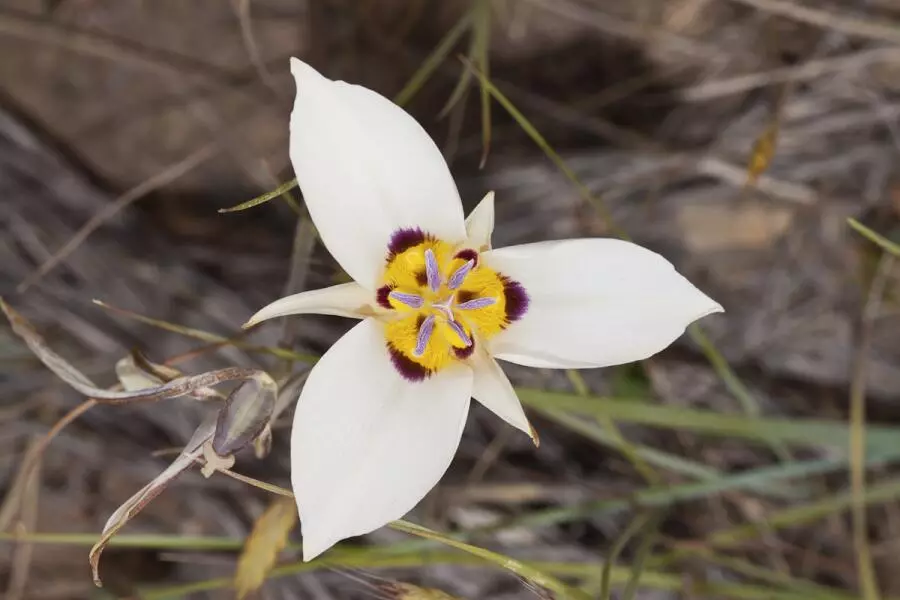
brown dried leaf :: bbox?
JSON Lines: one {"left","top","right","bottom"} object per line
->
{"left": 89, "top": 416, "right": 217, "bottom": 586}
{"left": 120, "top": 351, "right": 221, "bottom": 400}
{"left": 2, "top": 299, "right": 262, "bottom": 404}
{"left": 234, "top": 497, "right": 298, "bottom": 599}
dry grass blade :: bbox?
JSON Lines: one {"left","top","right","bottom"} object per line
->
{"left": 378, "top": 582, "right": 463, "bottom": 599}
{"left": 94, "top": 299, "right": 318, "bottom": 364}
{"left": 233, "top": 0, "right": 277, "bottom": 92}
{"left": 17, "top": 143, "right": 218, "bottom": 292}
{"left": 89, "top": 417, "right": 217, "bottom": 586}
{"left": 849, "top": 253, "right": 891, "bottom": 600}
{"left": 727, "top": 0, "right": 900, "bottom": 46}
{"left": 234, "top": 497, "right": 297, "bottom": 599}
{"left": 1, "top": 437, "right": 42, "bottom": 600}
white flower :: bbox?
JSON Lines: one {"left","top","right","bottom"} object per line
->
{"left": 246, "top": 58, "right": 723, "bottom": 561}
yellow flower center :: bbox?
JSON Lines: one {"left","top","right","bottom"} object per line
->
{"left": 375, "top": 229, "right": 527, "bottom": 381}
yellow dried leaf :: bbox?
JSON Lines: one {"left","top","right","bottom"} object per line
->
{"left": 234, "top": 497, "right": 297, "bottom": 599}
{"left": 382, "top": 582, "right": 463, "bottom": 599}
{"left": 745, "top": 120, "right": 779, "bottom": 186}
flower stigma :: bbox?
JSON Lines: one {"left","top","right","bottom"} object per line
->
{"left": 376, "top": 228, "right": 528, "bottom": 380}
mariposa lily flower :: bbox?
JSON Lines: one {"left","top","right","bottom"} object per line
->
{"left": 246, "top": 58, "right": 723, "bottom": 561}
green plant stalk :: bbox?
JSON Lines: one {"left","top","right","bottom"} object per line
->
{"left": 389, "top": 520, "right": 591, "bottom": 600}
{"left": 622, "top": 510, "right": 664, "bottom": 600}
{"left": 597, "top": 511, "right": 654, "bottom": 600}
{"left": 136, "top": 549, "right": 877, "bottom": 600}
{"left": 520, "top": 389, "right": 900, "bottom": 452}
{"left": 566, "top": 371, "right": 660, "bottom": 485}
{"left": 849, "top": 218, "right": 900, "bottom": 257}
{"left": 539, "top": 406, "right": 720, "bottom": 482}
{"left": 394, "top": 10, "right": 472, "bottom": 107}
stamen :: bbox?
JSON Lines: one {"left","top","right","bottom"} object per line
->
{"left": 413, "top": 315, "right": 436, "bottom": 357}
{"left": 447, "top": 320, "right": 472, "bottom": 347}
{"left": 424, "top": 248, "right": 441, "bottom": 292}
{"left": 388, "top": 291, "right": 424, "bottom": 309}
{"left": 433, "top": 300, "right": 455, "bottom": 322}
{"left": 447, "top": 260, "right": 475, "bottom": 290}
{"left": 457, "top": 296, "right": 497, "bottom": 310}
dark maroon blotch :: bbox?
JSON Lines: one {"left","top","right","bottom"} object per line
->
{"left": 414, "top": 270, "right": 428, "bottom": 287}
{"left": 456, "top": 290, "right": 476, "bottom": 304}
{"left": 375, "top": 285, "right": 394, "bottom": 309}
{"left": 387, "top": 344, "right": 432, "bottom": 382}
{"left": 387, "top": 228, "right": 428, "bottom": 261}
{"left": 454, "top": 248, "right": 479, "bottom": 266}
{"left": 501, "top": 276, "right": 529, "bottom": 324}
{"left": 453, "top": 339, "right": 476, "bottom": 360}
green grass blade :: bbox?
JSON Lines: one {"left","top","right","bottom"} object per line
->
{"left": 389, "top": 520, "right": 591, "bottom": 600}
{"left": 598, "top": 511, "right": 653, "bottom": 600}
{"left": 520, "top": 389, "right": 900, "bottom": 452}
{"left": 393, "top": 11, "right": 472, "bottom": 107}
{"left": 707, "top": 476, "right": 900, "bottom": 548}
{"left": 621, "top": 511, "right": 664, "bottom": 600}
{"left": 849, "top": 218, "right": 900, "bottom": 257}
{"left": 688, "top": 325, "right": 793, "bottom": 461}
{"left": 538, "top": 407, "right": 721, "bottom": 481}
{"left": 218, "top": 178, "right": 299, "bottom": 213}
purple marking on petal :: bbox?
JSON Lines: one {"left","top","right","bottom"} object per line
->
{"left": 501, "top": 276, "right": 530, "bottom": 323}
{"left": 388, "top": 291, "right": 425, "bottom": 309}
{"left": 387, "top": 228, "right": 428, "bottom": 261}
{"left": 424, "top": 248, "right": 441, "bottom": 292}
{"left": 375, "top": 285, "right": 393, "bottom": 309}
{"left": 453, "top": 338, "right": 476, "bottom": 360}
{"left": 447, "top": 260, "right": 475, "bottom": 290}
{"left": 387, "top": 344, "right": 431, "bottom": 381}
{"left": 413, "top": 314, "right": 436, "bottom": 357}
{"left": 455, "top": 290, "right": 476, "bottom": 305}
{"left": 447, "top": 320, "right": 472, "bottom": 347}
{"left": 457, "top": 296, "right": 497, "bottom": 310}
{"left": 454, "top": 248, "right": 479, "bottom": 266}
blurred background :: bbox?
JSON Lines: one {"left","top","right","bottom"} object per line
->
{"left": 3, "top": 0, "right": 900, "bottom": 598}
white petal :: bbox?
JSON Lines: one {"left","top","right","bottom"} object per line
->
{"left": 484, "top": 239, "right": 723, "bottom": 369}
{"left": 243, "top": 283, "right": 374, "bottom": 327}
{"left": 470, "top": 351, "right": 537, "bottom": 444}
{"left": 465, "top": 191, "right": 495, "bottom": 251}
{"left": 292, "top": 318, "right": 473, "bottom": 560}
{"left": 290, "top": 59, "right": 466, "bottom": 289}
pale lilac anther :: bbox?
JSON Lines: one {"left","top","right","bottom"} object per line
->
{"left": 413, "top": 315, "right": 436, "bottom": 357}
{"left": 388, "top": 291, "right": 425, "bottom": 309}
{"left": 424, "top": 248, "right": 441, "bottom": 292}
{"left": 457, "top": 296, "right": 497, "bottom": 311}
{"left": 447, "top": 320, "right": 472, "bottom": 348}
{"left": 447, "top": 260, "right": 475, "bottom": 290}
